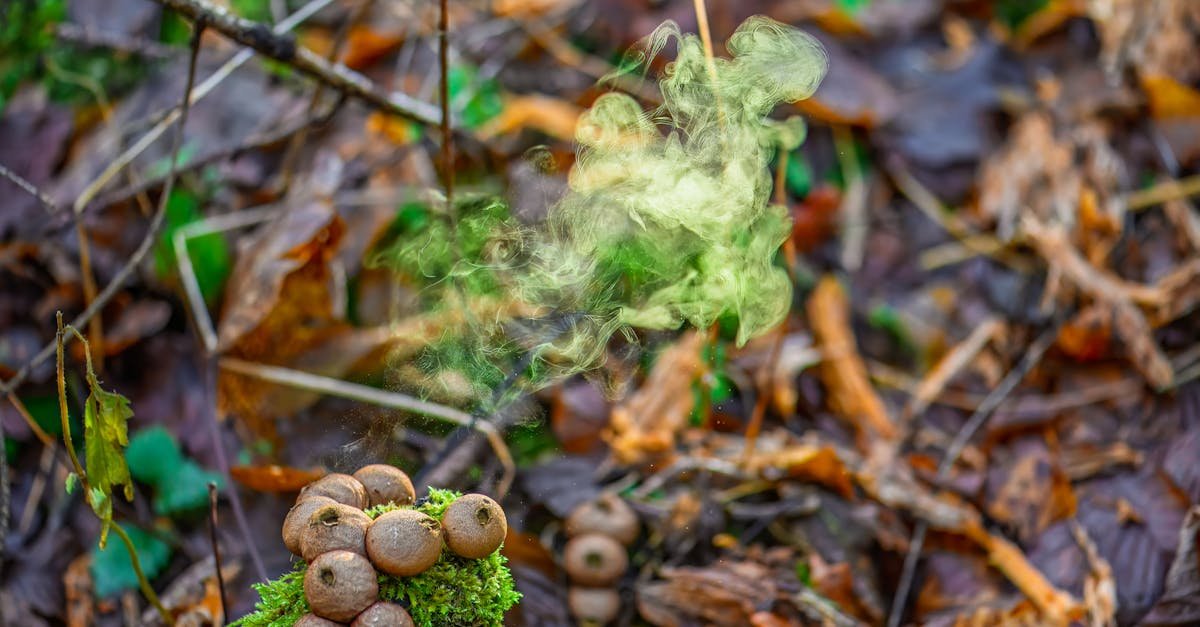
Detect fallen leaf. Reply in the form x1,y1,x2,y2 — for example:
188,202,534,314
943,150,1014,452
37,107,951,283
806,275,897,442
64,554,94,627
476,94,583,142
1140,506,1200,625
606,331,704,465
343,27,404,70
229,464,326,493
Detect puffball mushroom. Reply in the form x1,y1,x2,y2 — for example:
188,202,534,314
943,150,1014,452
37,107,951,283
568,586,621,625
300,503,372,561
564,533,628,587
283,495,338,555
303,550,379,622
294,614,342,626
299,473,369,509
366,509,443,576
352,464,416,508
565,493,639,546
442,493,508,559
351,601,416,627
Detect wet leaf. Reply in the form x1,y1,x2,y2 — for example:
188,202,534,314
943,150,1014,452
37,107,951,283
229,463,326,493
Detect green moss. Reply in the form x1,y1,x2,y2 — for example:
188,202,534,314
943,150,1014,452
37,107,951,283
231,489,519,626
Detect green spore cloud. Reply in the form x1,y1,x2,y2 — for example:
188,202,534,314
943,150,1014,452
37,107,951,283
528,16,827,349
373,16,826,393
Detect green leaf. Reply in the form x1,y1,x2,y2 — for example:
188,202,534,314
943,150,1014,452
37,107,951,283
995,0,1050,30
785,151,813,198
125,426,185,487
126,426,223,516
448,65,504,129
834,0,871,15
90,524,172,598
153,461,222,516
153,189,232,304
83,375,135,545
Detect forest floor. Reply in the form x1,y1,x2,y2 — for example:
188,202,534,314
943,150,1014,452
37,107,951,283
2,0,1200,625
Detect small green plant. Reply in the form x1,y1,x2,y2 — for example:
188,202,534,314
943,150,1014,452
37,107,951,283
233,489,520,626
54,312,171,623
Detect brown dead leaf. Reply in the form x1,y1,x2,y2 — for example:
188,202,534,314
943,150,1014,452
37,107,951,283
1139,505,1200,625
366,112,419,145
1024,218,1174,389
492,0,577,18
985,439,1076,542
476,94,582,142
903,318,1003,423
606,331,704,465
636,562,779,626
807,275,897,442
64,554,93,627
343,27,404,70
1056,305,1112,362
746,443,854,499
229,464,326,493
1090,0,1200,82
1070,522,1117,627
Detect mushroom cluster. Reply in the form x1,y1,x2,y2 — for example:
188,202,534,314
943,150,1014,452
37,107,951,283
282,465,508,625
562,493,639,625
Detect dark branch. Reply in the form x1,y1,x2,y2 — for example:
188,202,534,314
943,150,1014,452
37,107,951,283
149,0,443,126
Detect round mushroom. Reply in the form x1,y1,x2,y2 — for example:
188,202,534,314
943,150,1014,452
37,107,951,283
563,533,627,587
294,614,343,627
352,465,415,508
351,601,415,627
442,493,507,559
303,550,378,622
565,493,639,546
568,586,620,625
283,496,338,555
366,509,443,576
299,473,369,509
300,503,372,561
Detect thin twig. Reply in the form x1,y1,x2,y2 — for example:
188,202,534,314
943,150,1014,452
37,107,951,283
886,323,1059,627
439,0,454,210
0,16,203,398
1124,172,1200,211
207,482,228,625
0,384,8,581
70,0,336,215
0,162,61,213
150,0,441,125
218,357,516,495
55,23,176,59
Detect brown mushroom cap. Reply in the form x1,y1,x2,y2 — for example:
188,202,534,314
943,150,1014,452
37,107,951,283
283,496,338,555
366,509,443,576
352,465,415,508
300,503,372,561
294,614,343,627
442,493,507,559
563,533,627,586
565,493,639,546
299,473,369,509
568,586,621,625
303,551,379,622
351,601,416,627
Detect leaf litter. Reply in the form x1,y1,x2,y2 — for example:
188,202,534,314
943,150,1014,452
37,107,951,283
2,1,1200,626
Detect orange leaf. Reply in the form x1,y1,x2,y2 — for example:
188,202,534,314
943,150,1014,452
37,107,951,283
1142,74,1200,120
806,276,897,441
476,94,582,142
343,27,405,70
230,464,327,493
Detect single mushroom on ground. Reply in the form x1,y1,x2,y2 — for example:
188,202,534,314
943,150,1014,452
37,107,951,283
565,493,639,546
351,601,416,627
303,550,379,622
283,496,338,555
300,503,372,561
366,509,444,576
299,473,369,509
568,586,621,625
563,533,628,587
353,464,416,508
442,493,508,559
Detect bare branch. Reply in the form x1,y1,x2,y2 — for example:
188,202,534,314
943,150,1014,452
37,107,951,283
150,0,442,126
0,163,61,213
